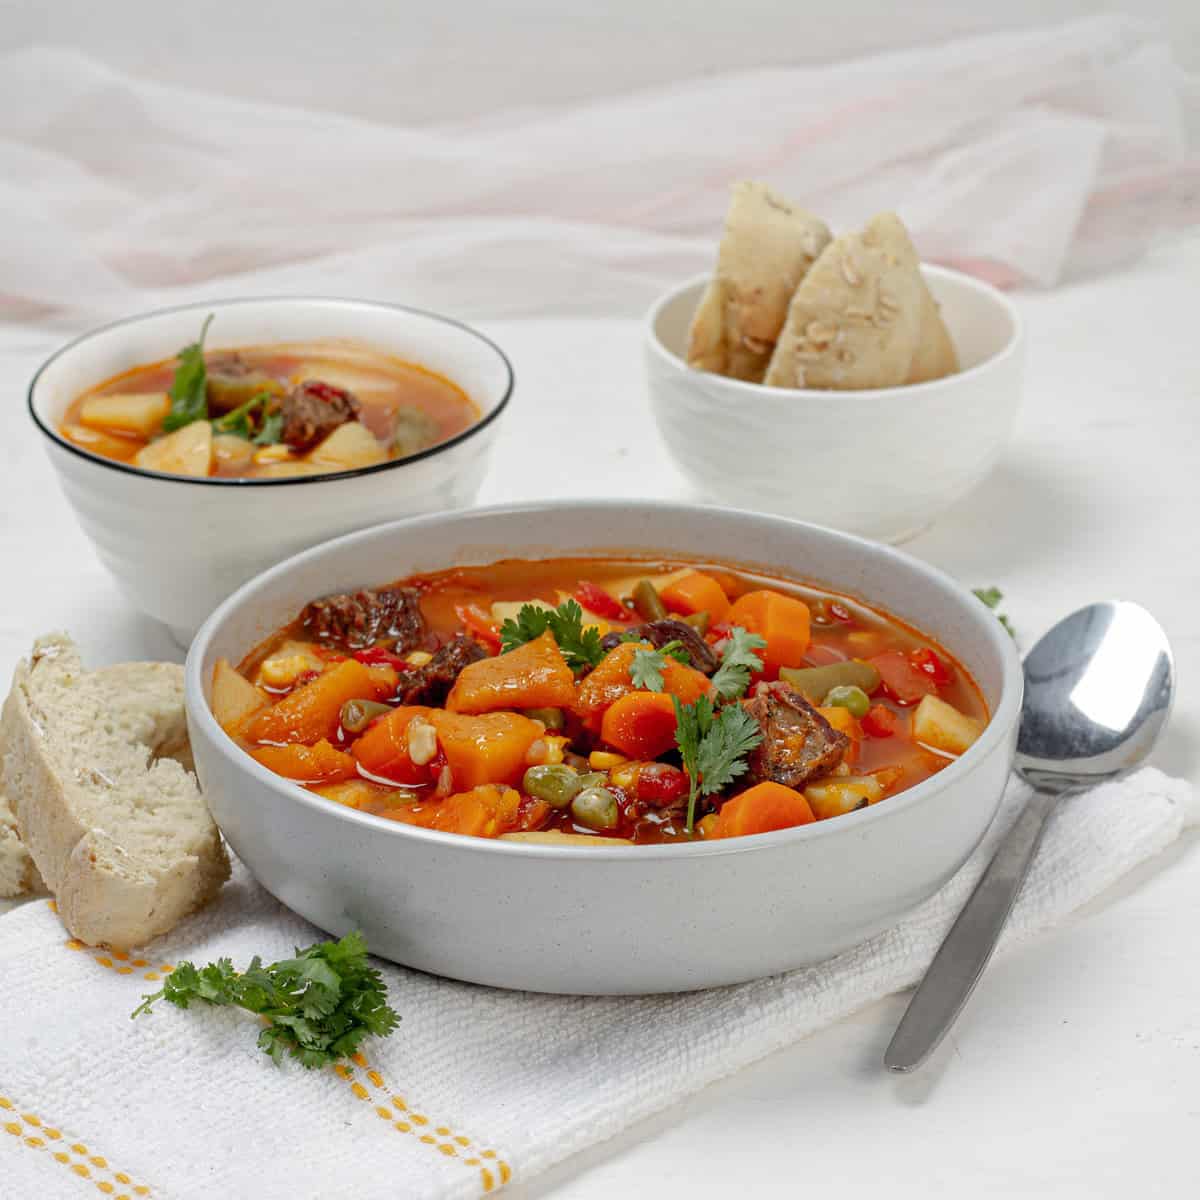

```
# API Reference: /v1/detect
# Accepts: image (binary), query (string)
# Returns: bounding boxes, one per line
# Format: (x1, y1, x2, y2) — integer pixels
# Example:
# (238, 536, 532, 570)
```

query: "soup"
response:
(212, 558, 989, 844)
(59, 315, 479, 479)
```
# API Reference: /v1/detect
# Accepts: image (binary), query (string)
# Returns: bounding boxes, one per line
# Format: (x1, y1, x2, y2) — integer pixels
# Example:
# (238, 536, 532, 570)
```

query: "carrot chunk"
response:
(725, 590, 811, 675)
(600, 691, 680, 759)
(712, 781, 815, 838)
(445, 631, 575, 714)
(251, 739, 358, 783)
(659, 571, 731, 623)
(244, 659, 387, 746)
(817, 704, 862, 765)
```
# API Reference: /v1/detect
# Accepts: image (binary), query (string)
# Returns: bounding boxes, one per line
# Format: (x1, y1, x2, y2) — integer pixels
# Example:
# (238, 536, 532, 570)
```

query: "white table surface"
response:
(2, 231, 1198, 1197)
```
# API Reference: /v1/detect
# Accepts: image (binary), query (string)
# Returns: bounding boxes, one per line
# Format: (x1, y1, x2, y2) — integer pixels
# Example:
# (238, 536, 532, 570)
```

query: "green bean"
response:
(339, 698, 394, 733)
(778, 660, 880, 703)
(571, 785, 620, 830)
(522, 707, 565, 731)
(522, 764, 582, 809)
(681, 610, 710, 634)
(632, 579, 668, 622)
(823, 685, 871, 719)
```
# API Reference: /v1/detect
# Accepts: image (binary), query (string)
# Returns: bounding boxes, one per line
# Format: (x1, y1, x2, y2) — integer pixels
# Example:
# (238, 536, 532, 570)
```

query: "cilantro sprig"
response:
(629, 639, 690, 691)
(212, 390, 275, 441)
(973, 586, 1015, 638)
(162, 314, 214, 432)
(499, 599, 605, 673)
(710, 626, 767, 701)
(131, 931, 399, 1070)
(673, 695, 763, 832)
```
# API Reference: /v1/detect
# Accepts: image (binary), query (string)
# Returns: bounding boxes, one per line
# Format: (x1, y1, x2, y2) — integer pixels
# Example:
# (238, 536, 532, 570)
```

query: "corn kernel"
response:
(589, 751, 628, 770)
(406, 650, 433, 667)
(258, 653, 322, 688)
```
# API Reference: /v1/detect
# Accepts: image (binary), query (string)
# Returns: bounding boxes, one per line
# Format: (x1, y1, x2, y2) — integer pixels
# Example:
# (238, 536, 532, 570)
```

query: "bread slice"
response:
(0, 635, 229, 948)
(764, 212, 926, 390)
(0, 788, 43, 898)
(906, 285, 960, 384)
(687, 181, 832, 382)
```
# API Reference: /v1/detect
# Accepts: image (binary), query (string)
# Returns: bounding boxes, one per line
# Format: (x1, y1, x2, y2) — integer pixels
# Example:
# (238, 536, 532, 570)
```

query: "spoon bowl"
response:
(1017, 601, 1175, 791)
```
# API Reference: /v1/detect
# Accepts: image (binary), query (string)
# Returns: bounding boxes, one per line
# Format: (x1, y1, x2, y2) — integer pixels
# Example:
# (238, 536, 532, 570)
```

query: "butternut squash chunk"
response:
(446, 631, 575, 714)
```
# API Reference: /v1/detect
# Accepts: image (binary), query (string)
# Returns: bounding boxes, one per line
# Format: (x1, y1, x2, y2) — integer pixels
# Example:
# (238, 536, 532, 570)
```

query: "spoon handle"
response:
(884, 789, 1059, 1072)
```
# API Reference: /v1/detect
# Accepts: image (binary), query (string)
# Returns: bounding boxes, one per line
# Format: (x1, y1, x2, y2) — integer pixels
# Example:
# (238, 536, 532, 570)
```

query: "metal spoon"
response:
(885, 601, 1175, 1072)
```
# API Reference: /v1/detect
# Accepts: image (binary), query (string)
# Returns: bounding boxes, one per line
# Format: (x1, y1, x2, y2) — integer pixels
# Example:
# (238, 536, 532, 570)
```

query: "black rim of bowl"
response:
(27, 295, 515, 487)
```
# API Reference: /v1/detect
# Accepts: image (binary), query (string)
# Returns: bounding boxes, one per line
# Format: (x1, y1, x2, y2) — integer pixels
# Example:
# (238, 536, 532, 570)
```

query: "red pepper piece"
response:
(910, 647, 953, 686)
(869, 650, 937, 705)
(574, 581, 626, 621)
(862, 704, 899, 738)
(636, 763, 689, 806)
(353, 646, 409, 670)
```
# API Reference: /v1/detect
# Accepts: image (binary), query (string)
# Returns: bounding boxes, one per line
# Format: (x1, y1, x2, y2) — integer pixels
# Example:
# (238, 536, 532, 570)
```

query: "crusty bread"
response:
(0, 635, 229, 948)
(0, 788, 43, 898)
(687, 181, 832, 382)
(906, 284, 960, 384)
(764, 212, 926, 390)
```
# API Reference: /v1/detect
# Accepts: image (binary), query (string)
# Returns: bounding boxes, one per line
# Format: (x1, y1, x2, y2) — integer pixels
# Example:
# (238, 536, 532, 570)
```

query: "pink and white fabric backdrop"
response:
(1, 14, 1196, 327)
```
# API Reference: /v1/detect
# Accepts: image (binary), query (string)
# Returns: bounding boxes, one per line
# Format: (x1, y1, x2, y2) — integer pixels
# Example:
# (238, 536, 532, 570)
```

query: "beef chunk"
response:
(744, 682, 848, 789)
(277, 380, 361, 452)
(393, 636, 488, 706)
(599, 619, 720, 675)
(302, 585, 425, 652)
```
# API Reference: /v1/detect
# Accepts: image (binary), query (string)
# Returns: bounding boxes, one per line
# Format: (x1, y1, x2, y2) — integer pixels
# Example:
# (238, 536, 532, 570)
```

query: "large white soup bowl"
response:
(186, 501, 1022, 994)
(29, 297, 513, 643)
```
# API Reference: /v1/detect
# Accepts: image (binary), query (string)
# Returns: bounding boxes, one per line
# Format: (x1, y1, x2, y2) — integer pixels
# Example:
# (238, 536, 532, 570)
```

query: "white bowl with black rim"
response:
(185, 500, 1022, 994)
(28, 298, 514, 644)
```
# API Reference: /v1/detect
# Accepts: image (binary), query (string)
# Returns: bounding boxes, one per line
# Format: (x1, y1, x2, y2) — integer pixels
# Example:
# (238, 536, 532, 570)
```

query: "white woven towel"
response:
(0, 767, 1193, 1200)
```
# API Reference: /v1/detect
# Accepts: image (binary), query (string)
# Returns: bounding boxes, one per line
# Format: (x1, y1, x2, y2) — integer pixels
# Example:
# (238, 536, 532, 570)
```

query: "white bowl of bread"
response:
(644, 182, 1024, 543)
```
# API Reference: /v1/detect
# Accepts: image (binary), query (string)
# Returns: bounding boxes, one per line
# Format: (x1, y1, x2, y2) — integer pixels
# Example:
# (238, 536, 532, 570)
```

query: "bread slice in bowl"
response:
(687, 181, 832, 382)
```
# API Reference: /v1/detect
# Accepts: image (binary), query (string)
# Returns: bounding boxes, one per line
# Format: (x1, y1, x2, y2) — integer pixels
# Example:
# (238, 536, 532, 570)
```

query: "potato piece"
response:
(490, 599, 554, 625)
(211, 658, 270, 732)
(804, 775, 884, 820)
(252, 461, 327, 479)
(80, 392, 170, 437)
(212, 433, 255, 472)
(307, 421, 387, 470)
(912, 694, 983, 756)
(134, 420, 213, 477)
(499, 830, 633, 845)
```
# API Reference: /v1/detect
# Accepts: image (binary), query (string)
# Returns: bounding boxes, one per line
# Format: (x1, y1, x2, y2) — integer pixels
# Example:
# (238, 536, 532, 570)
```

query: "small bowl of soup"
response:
(28, 298, 513, 642)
